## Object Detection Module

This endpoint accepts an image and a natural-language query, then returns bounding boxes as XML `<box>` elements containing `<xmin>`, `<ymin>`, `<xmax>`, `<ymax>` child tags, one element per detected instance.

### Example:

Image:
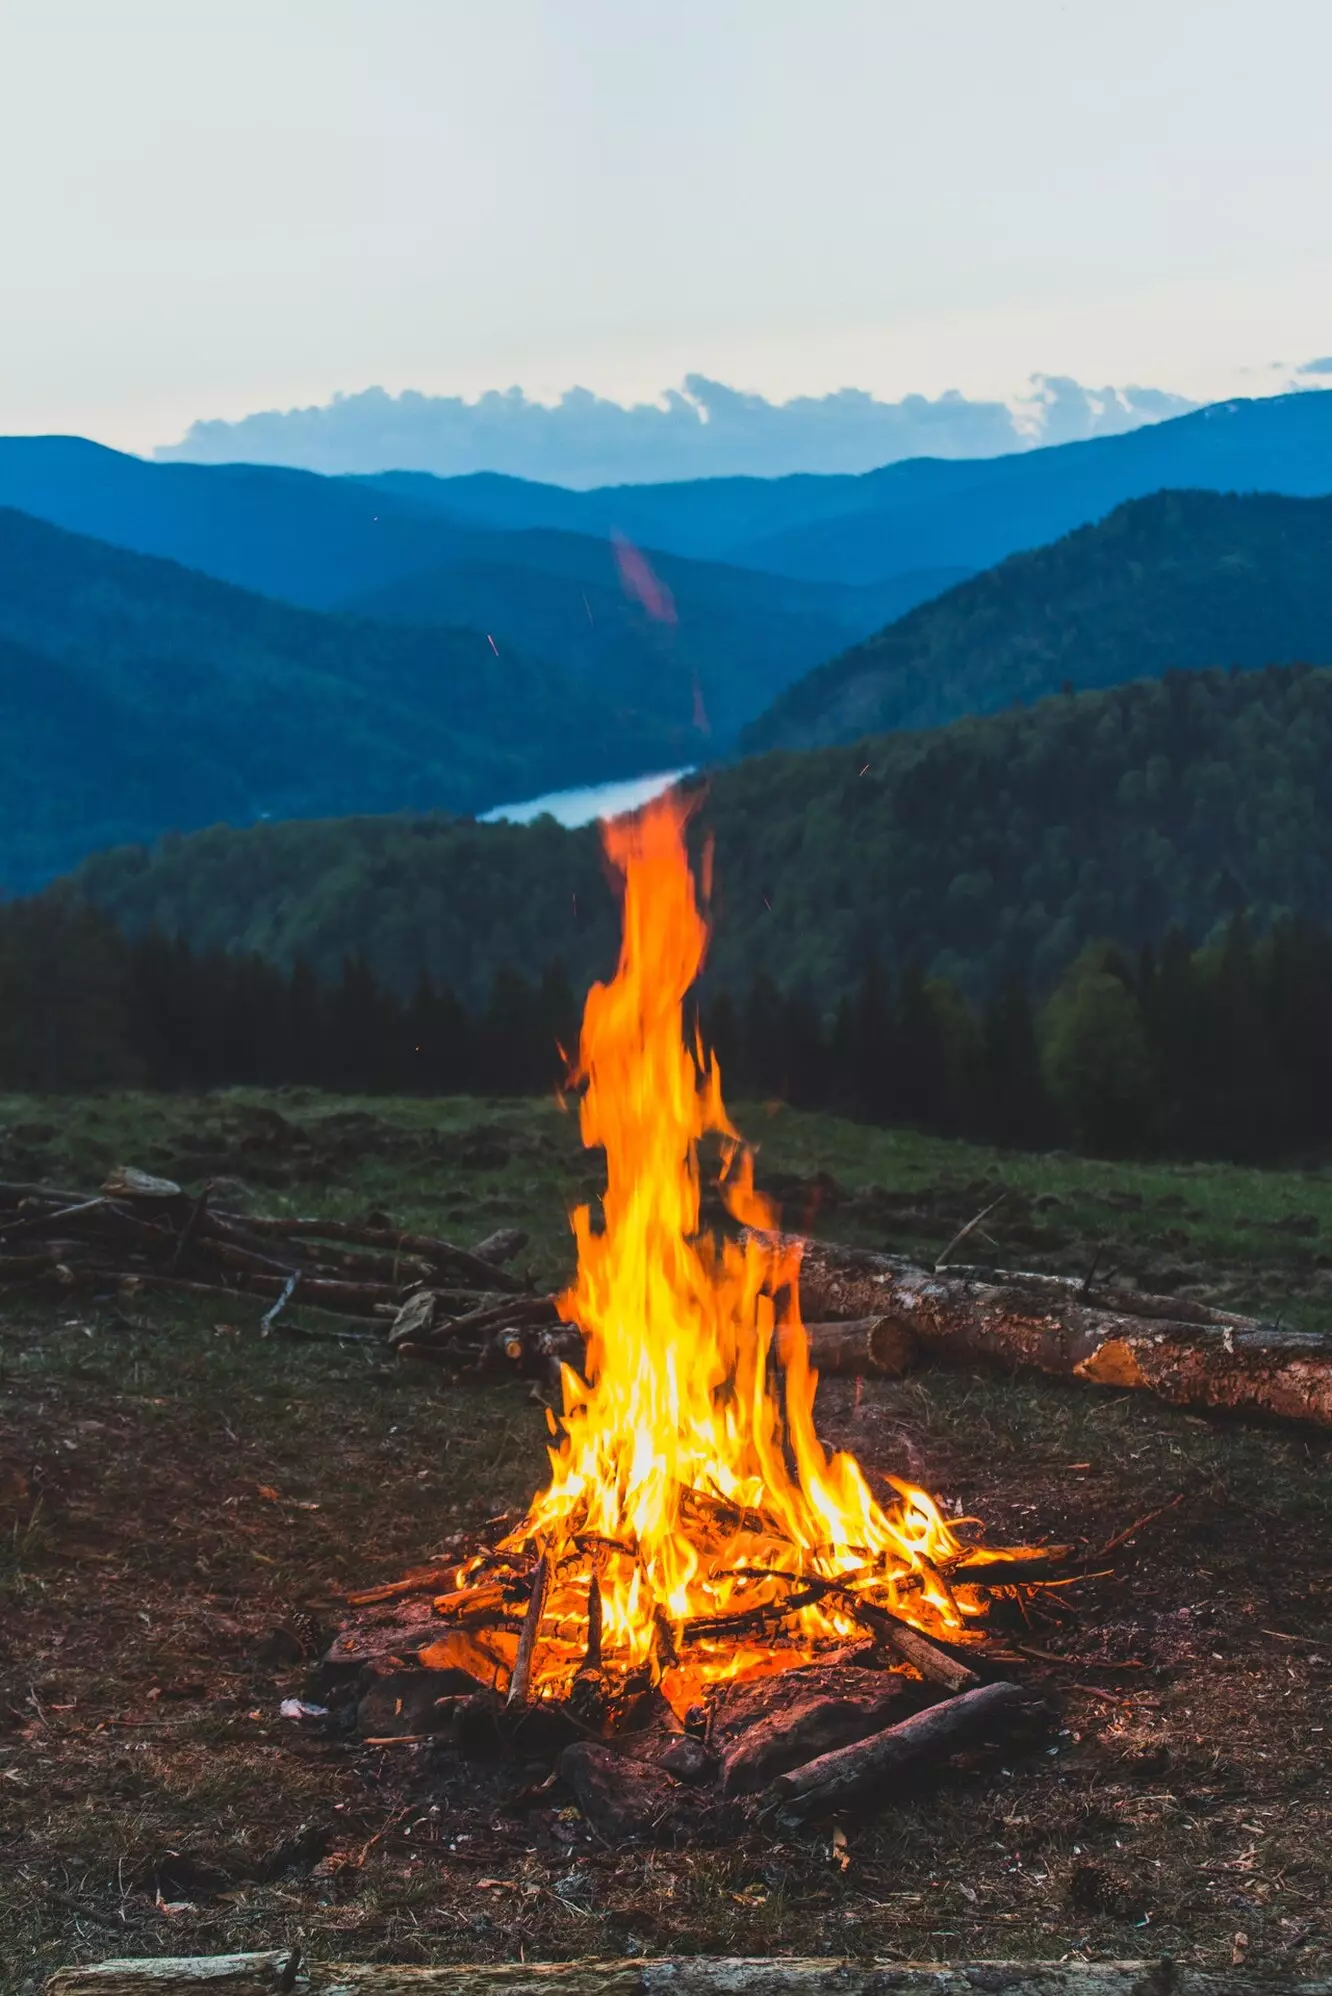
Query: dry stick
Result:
<box><xmin>1096</xmin><ymin>1490</ymin><xmax>1184</xmax><ymax>1558</ymax></box>
<box><xmin>260</xmin><ymin>1272</ymin><xmax>301</xmax><ymax>1335</ymax></box>
<box><xmin>132</xmin><ymin>1272</ymin><xmax>392</xmax><ymax>1320</ymax></box>
<box><xmin>404</xmin><ymin>1295</ymin><xmax>562</xmax><ymax>1346</ymax></box>
<box><xmin>933</xmin><ymin>1192</ymin><xmax>1008</xmax><ymax>1273</ymax></box>
<box><xmin>239</xmin><ymin>1215</ymin><xmax>525</xmax><ymax>1292</ymax></box>
<box><xmin>812</xmin><ymin>1581</ymin><xmax>980</xmax><ymax>1692</ymax></box>
<box><xmin>0</xmin><ymin>1194</ymin><xmax>108</xmax><ymax>1241</ymax></box>
<box><xmin>767</xmin><ymin>1678</ymin><xmax>1040</xmax><ymax>1818</ymax></box>
<box><xmin>506</xmin><ymin>1549</ymin><xmax>553</xmax><ymax>1707</ymax></box>
<box><xmin>204</xmin><ymin>1213</ymin><xmax>433</xmax><ymax>1284</ymax></box>
<box><xmin>169</xmin><ymin>1185</ymin><xmax>211</xmax><ymax>1271</ymax></box>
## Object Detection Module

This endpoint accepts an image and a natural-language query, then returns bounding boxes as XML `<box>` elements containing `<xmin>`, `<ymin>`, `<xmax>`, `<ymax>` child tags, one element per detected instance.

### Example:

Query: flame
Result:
<box><xmin>453</xmin><ymin>791</ymin><xmax>1013</xmax><ymax>1708</ymax></box>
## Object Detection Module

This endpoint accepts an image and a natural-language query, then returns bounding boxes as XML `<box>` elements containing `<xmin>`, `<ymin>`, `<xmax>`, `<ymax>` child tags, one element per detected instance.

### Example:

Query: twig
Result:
<box><xmin>260</xmin><ymin>1272</ymin><xmax>301</xmax><ymax>1335</ymax></box>
<box><xmin>1096</xmin><ymin>1492</ymin><xmax>1184</xmax><ymax>1559</ymax></box>
<box><xmin>934</xmin><ymin>1193</ymin><xmax>1007</xmax><ymax>1272</ymax></box>
<box><xmin>169</xmin><ymin>1185</ymin><xmax>211</xmax><ymax>1271</ymax></box>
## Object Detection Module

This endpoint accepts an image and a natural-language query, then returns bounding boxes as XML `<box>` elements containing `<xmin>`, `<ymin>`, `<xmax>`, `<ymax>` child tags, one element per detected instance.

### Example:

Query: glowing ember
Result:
<box><xmin>426</xmin><ymin>792</ymin><xmax>1028</xmax><ymax>1712</ymax></box>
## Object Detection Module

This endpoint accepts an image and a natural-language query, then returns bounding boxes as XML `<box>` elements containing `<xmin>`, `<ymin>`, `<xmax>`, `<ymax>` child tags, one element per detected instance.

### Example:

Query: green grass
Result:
<box><xmin>1</xmin><ymin>1089</ymin><xmax>1330</xmax><ymax>1986</ymax></box>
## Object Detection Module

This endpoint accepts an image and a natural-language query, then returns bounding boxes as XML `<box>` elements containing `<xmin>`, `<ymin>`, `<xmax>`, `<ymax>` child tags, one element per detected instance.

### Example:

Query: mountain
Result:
<box><xmin>363</xmin><ymin>389</ymin><xmax>1332</xmax><ymax>582</ymax></box>
<box><xmin>0</xmin><ymin>437</ymin><xmax>472</xmax><ymax>610</ymax></box>
<box><xmin>7</xmin><ymin>390</ymin><xmax>1332</xmax><ymax>615</ymax></box>
<box><xmin>0</xmin><ymin>437</ymin><xmax>963</xmax><ymax>741</ymax></box>
<box><xmin>67</xmin><ymin>661</ymin><xmax>1332</xmax><ymax>1007</ymax></box>
<box><xmin>743</xmin><ymin>489</ymin><xmax>1332</xmax><ymax>753</ymax></box>
<box><xmin>347</xmin><ymin>534</ymin><xmax>963</xmax><ymax>743</ymax></box>
<box><xmin>0</xmin><ymin>506</ymin><xmax>686</xmax><ymax>888</ymax></box>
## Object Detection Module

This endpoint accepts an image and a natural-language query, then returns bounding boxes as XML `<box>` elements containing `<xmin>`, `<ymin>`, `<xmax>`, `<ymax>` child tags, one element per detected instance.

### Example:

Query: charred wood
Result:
<box><xmin>767</xmin><ymin>1678</ymin><xmax>1044</xmax><ymax>1818</ymax></box>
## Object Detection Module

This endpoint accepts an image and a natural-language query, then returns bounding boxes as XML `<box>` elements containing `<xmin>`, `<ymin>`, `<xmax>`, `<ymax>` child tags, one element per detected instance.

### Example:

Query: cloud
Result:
<box><xmin>154</xmin><ymin>371</ymin><xmax>1198</xmax><ymax>486</ymax></box>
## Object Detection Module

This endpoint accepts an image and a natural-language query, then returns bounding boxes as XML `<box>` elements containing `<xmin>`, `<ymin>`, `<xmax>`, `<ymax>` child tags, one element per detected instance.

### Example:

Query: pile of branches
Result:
<box><xmin>0</xmin><ymin>1167</ymin><xmax>533</xmax><ymax>1336</ymax></box>
<box><xmin>5</xmin><ymin>1167</ymin><xmax>1329</xmax><ymax>1428</ymax></box>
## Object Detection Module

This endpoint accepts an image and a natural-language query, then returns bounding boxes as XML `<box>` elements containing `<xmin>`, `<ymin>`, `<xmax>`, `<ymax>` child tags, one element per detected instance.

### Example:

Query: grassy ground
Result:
<box><xmin>2</xmin><ymin>1090</ymin><xmax>1330</xmax><ymax>1990</ymax></box>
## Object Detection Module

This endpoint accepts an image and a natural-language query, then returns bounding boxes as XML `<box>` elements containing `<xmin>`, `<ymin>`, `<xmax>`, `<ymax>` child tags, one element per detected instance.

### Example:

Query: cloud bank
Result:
<box><xmin>154</xmin><ymin>372</ymin><xmax>1199</xmax><ymax>487</ymax></box>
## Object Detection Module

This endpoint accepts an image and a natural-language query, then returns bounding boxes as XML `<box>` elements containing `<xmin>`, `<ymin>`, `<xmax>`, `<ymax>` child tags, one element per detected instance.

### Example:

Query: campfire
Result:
<box><xmin>330</xmin><ymin>795</ymin><xmax>1051</xmax><ymax>1827</ymax></box>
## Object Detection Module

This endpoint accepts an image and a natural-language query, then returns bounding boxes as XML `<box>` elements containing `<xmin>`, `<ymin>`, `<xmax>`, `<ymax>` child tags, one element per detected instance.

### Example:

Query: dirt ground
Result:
<box><xmin>2</xmin><ymin>1093</ymin><xmax>1330</xmax><ymax>1991</ymax></box>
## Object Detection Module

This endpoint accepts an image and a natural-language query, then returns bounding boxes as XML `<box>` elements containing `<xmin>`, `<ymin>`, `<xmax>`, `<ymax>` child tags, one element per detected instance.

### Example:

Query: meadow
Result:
<box><xmin>1</xmin><ymin>1090</ymin><xmax>1329</xmax><ymax>1988</ymax></box>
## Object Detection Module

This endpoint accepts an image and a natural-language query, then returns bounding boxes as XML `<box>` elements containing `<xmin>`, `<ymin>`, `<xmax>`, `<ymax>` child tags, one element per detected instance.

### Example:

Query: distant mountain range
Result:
<box><xmin>4</xmin><ymin>389</ymin><xmax>1332</xmax><ymax>602</ymax></box>
<box><xmin>3</xmin><ymin>387</ymin><xmax>1332</xmax><ymax>889</ymax></box>
<box><xmin>744</xmin><ymin>489</ymin><xmax>1332</xmax><ymax>752</ymax></box>
<box><xmin>0</xmin><ymin>507</ymin><xmax>687</xmax><ymax>888</ymax></box>
<box><xmin>0</xmin><ymin>435</ymin><xmax>958</xmax><ymax>751</ymax></box>
<box><xmin>353</xmin><ymin>389</ymin><xmax>1332</xmax><ymax>579</ymax></box>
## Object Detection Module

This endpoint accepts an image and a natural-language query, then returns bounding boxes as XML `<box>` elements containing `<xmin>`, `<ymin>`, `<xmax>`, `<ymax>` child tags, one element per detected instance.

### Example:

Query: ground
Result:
<box><xmin>1</xmin><ymin>1090</ymin><xmax>1330</xmax><ymax>1992</ymax></box>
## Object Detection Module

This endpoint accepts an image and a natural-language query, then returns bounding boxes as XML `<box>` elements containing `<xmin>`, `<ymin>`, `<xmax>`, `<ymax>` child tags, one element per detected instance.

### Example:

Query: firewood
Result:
<box><xmin>102</xmin><ymin>1165</ymin><xmax>184</xmax><ymax>1201</ymax></box>
<box><xmin>755</xmin><ymin>1231</ymin><xmax>1332</xmax><ymax>1428</ymax></box>
<box><xmin>799</xmin><ymin>1315</ymin><xmax>917</xmax><ymax>1376</ymax></box>
<box><xmin>506</xmin><ymin>1549</ymin><xmax>552</xmax><ymax>1706</ymax></box>
<box><xmin>390</xmin><ymin>1291</ymin><xmax>560</xmax><ymax>1349</ymax></box>
<box><xmin>791</xmin><ymin>1577</ymin><xmax>980</xmax><ymax>1692</ymax></box>
<box><xmin>238</xmin><ymin>1215</ymin><xmax>525</xmax><ymax>1291</ymax></box>
<box><xmin>557</xmin><ymin>1739</ymin><xmax>690</xmax><ymax>1841</ymax></box>
<box><xmin>469</xmin><ymin>1225</ymin><xmax>528</xmax><ymax>1265</ymax></box>
<box><xmin>46</xmin><ymin>1954</ymin><xmax>1306</xmax><ymax>1995</ymax></box>
<box><xmin>717</xmin><ymin>1668</ymin><xmax>927</xmax><ymax>1794</ymax></box>
<box><xmin>767</xmin><ymin>1678</ymin><xmax>1043</xmax><ymax>1817</ymax></box>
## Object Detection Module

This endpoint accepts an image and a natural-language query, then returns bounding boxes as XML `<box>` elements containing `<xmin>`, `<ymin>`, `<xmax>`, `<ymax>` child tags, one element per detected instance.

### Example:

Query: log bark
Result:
<box><xmin>43</xmin><ymin>1955</ymin><xmax>1314</xmax><ymax>1996</ymax></box>
<box><xmin>800</xmin><ymin>1315</ymin><xmax>917</xmax><ymax>1377</ymax></box>
<box><xmin>759</xmin><ymin>1232</ymin><xmax>1332</xmax><ymax>1428</ymax></box>
<box><xmin>767</xmin><ymin>1678</ymin><xmax>1042</xmax><ymax>1817</ymax></box>
<box><xmin>718</xmin><ymin>1669</ymin><xmax>926</xmax><ymax>1794</ymax></box>
<box><xmin>470</xmin><ymin>1225</ymin><xmax>528</xmax><ymax>1265</ymax></box>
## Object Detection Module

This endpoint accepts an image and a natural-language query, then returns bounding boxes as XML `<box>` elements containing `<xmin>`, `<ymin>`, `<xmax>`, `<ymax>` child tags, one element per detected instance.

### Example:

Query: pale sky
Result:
<box><xmin>1</xmin><ymin>0</ymin><xmax>1330</xmax><ymax>455</ymax></box>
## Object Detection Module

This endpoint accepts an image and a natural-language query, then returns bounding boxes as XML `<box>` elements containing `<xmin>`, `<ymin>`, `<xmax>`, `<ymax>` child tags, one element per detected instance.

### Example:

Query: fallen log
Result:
<box><xmin>754</xmin><ymin>1232</ymin><xmax>1332</xmax><ymax>1429</ymax></box>
<box><xmin>766</xmin><ymin>1677</ymin><xmax>1042</xmax><ymax>1818</ymax></box>
<box><xmin>44</xmin><ymin>1955</ymin><xmax>1306</xmax><ymax>1995</ymax></box>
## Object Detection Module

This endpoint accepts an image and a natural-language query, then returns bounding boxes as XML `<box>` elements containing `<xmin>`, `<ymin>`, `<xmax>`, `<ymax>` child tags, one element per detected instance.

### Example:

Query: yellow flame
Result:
<box><xmin>490</xmin><ymin>791</ymin><xmax>993</xmax><ymax>1704</ymax></box>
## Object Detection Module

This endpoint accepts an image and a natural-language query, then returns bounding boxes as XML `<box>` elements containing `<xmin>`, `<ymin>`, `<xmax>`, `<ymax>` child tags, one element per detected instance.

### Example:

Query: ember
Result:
<box><xmin>376</xmin><ymin>793</ymin><xmax>1036</xmax><ymax>1725</ymax></box>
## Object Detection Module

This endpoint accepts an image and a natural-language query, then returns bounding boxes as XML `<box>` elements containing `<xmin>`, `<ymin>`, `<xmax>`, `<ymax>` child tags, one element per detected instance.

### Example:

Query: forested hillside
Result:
<box><xmin>0</xmin><ymin>507</ymin><xmax>687</xmax><ymax>887</ymax></box>
<box><xmin>69</xmin><ymin>662</ymin><xmax>1332</xmax><ymax>1005</ymax></box>
<box><xmin>745</xmin><ymin>490</ymin><xmax>1332</xmax><ymax>751</ymax></box>
<box><xmin>344</xmin><ymin>533</ymin><xmax>958</xmax><ymax>744</ymax></box>
<box><xmin>0</xmin><ymin>438</ymin><xmax>953</xmax><ymax>747</ymax></box>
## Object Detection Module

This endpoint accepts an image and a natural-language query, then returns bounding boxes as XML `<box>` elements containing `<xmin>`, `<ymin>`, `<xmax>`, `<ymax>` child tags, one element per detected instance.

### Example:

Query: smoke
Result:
<box><xmin>154</xmin><ymin>371</ymin><xmax>1198</xmax><ymax>487</ymax></box>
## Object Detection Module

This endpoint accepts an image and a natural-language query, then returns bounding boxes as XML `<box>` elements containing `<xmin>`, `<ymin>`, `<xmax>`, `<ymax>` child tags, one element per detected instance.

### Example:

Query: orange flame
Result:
<box><xmin>461</xmin><ymin>790</ymin><xmax>1004</xmax><ymax>1707</ymax></box>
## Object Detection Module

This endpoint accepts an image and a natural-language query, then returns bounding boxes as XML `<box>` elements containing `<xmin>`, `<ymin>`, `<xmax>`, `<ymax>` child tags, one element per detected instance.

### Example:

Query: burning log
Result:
<box><xmin>766</xmin><ymin>1678</ymin><xmax>1045</xmax><ymax>1819</ymax></box>
<box><xmin>42</xmin><ymin>1954</ymin><xmax>1318</xmax><ymax>1995</ymax></box>
<box><xmin>762</xmin><ymin>1233</ymin><xmax>1332</xmax><ymax>1429</ymax></box>
<box><xmin>506</xmin><ymin>1549</ymin><xmax>553</xmax><ymax>1706</ymax></box>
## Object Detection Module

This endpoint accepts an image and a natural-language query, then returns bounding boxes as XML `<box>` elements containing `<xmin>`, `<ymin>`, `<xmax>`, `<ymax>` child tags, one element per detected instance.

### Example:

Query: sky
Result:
<box><xmin>1</xmin><ymin>0</ymin><xmax>1330</xmax><ymax>463</ymax></box>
